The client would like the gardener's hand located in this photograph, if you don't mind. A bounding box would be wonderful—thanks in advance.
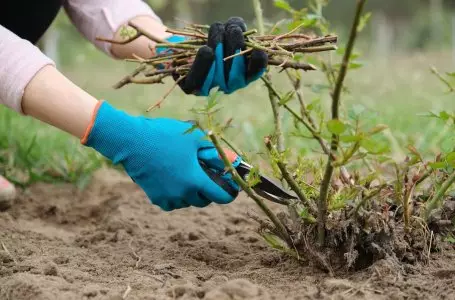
[82,101,240,211]
[172,17,268,96]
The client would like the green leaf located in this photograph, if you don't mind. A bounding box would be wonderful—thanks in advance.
[446,152,455,167]
[279,91,295,105]
[261,232,289,251]
[439,110,452,121]
[348,62,364,69]
[357,12,372,32]
[274,0,293,12]
[119,25,137,39]
[306,97,320,111]
[340,134,363,143]
[446,72,455,78]
[429,162,446,169]
[360,138,389,154]
[327,120,347,135]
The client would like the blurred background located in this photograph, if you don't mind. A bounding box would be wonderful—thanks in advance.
[2,0,455,186]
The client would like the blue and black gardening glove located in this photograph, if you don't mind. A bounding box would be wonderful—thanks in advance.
[172,17,268,96]
[82,101,241,211]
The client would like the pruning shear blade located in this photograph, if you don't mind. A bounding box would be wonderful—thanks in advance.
[235,161,297,203]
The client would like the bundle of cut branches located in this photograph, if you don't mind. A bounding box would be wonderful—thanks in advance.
[96,21,338,91]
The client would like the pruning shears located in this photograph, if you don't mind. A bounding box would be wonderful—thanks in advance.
[200,148,298,204]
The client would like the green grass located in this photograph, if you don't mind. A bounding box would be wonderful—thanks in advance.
[0,108,105,188]
[1,37,454,187]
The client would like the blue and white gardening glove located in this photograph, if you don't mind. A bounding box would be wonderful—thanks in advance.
[170,17,268,96]
[81,101,240,211]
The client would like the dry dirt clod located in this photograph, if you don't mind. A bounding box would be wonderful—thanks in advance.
[42,262,59,276]
[0,250,14,264]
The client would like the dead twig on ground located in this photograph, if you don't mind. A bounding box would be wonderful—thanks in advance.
[128,238,142,269]
[122,285,132,300]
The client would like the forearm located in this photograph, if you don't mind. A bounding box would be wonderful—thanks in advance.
[21,65,98,139]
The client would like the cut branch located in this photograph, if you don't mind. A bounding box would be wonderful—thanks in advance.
[113,64,146,89]
[268,59,317,71]
[146,76,186,112]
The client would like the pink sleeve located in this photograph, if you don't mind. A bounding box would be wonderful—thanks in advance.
[63,0,162,56]
[0,25,55,113]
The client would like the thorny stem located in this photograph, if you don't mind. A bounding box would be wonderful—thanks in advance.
[165,28,206,39]
[146,76,186,112]
[208,131,293,246]
[425,171,455,220]
[220,137,242,158]
[126,52,195,64]
[272,23,306,43]
[281,35,338,49]
[153,42,199,50]
[256,34,312,40]
[113,64,146,89]
[318,0,367,246]
[128,75,166,85]
[265,137,317,214]
[261,77,330,154]
[224,48,253,61]
[269,60,316,71]
[244,41,293,57]
[144,66,191,77]
[265,76,285,153]
[261,78,356,193]
[295,45,338,53]
[285,70,318,129]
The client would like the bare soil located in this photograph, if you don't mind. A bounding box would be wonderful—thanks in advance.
[1,168,455,300]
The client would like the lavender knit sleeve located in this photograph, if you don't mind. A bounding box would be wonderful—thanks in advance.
[63,0,162,55]
[0,25,55,113]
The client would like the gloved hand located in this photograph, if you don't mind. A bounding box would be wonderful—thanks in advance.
[81,101,240,211]
[170,17,268,96]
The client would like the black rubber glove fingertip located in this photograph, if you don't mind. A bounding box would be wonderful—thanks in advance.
[246,49,269,80]
[208,22,225,49]
[178,46,215,94]
[226,17,247,32]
